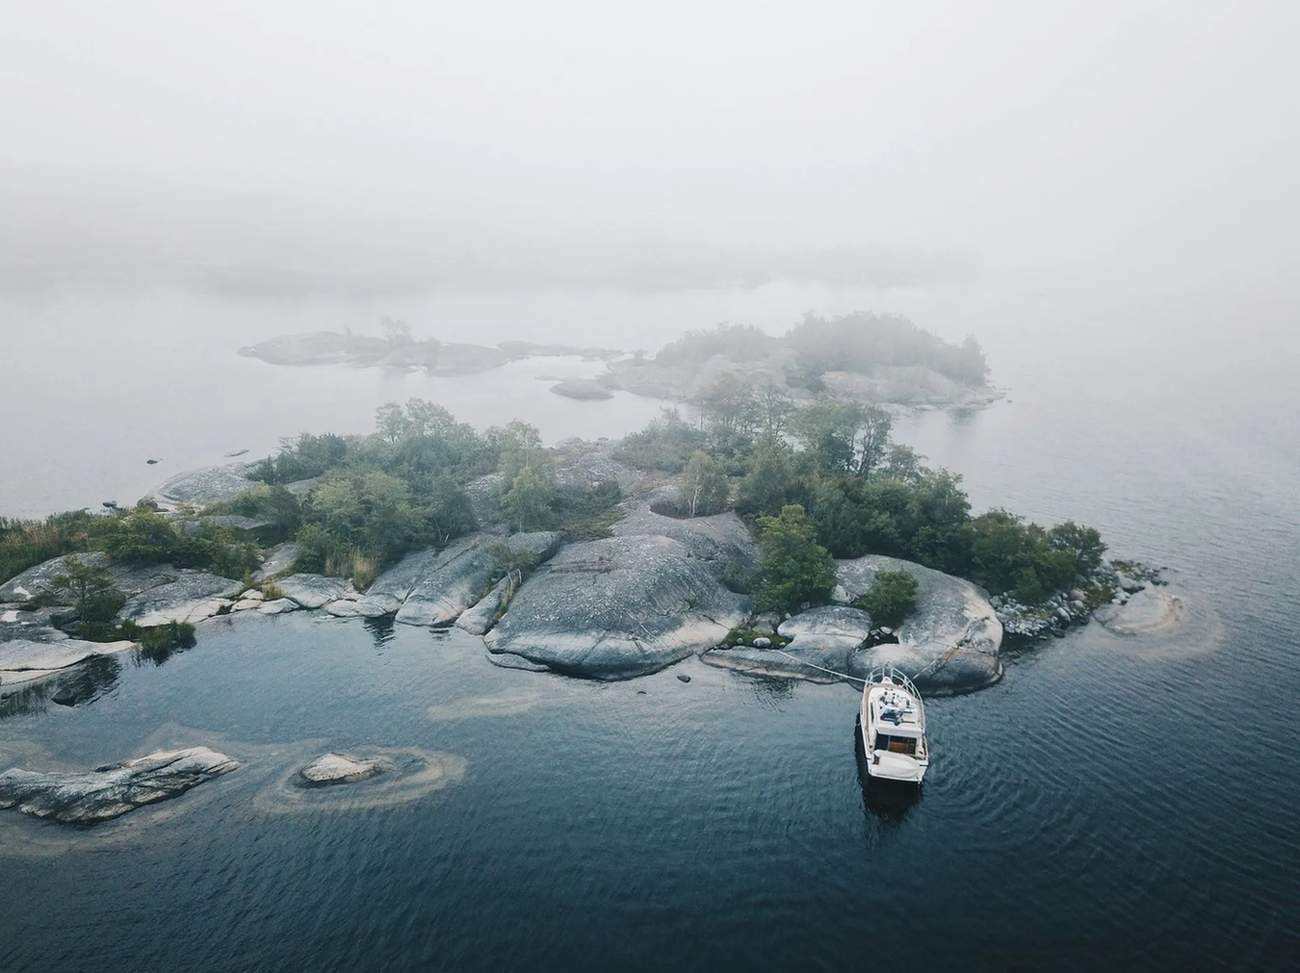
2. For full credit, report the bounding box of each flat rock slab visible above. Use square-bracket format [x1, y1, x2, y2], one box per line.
[257, 598, 299, 616]
[154, 464, 258, 508]
[0, 638, 135, 688]
[116, 571, 242, 627]
[0, 747, 239, 823]
[485, 534, 748, 680]
[613, 504, 757, 582]
[297, 753, 386, 786]
[0, 553, 176, 604]
[276, 574, 359, 610]
[831, 554, 1003, 693]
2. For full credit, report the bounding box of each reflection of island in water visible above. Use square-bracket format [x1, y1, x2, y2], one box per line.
[1, 655, 122, 720]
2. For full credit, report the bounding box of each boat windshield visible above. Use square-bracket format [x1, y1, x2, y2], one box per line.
[873, 733, 917, 756]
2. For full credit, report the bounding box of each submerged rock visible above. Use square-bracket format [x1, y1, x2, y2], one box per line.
[0, 747, 239, 823]
[1094, 588, 1184, 636]
[297, 753, 385, 786]
[484, 534, 748, 679]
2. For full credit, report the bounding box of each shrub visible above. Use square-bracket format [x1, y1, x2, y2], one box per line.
[0, 511, 97, 586]
[679, 451, 729, 517]
[613, 409, 706, 472]
[854, 570, 918, 628]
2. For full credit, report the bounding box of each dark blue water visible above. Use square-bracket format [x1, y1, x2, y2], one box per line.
[2, 296, 1298, 970]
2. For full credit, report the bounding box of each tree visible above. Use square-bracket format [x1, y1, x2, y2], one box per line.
[1047, 521, 1106, 578]
[878, 444, 925, 483]
[753, 505, 836, 613]
[500, 464, 558, 532]
[754, 380, 795, 444]
[97, 509, 182, 563]
[856, 405, 893, 478]
[47, 557, 124, 623]
[854, 570, 918, 628]
[680, 451, 729, 517]
[735, 445, 810, 518]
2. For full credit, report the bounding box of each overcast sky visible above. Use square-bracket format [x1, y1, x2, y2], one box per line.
[2, 1, 1296, 300]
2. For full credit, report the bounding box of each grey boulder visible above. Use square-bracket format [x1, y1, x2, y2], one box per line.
[276, 574, 359, 610]
[832, 555, 1003, 693]
[705, 605, 874, 683]
[0, 747, 238, 823]
[395, 532, 561, 628]
[115, 570, 242, 627]
[484, 534, 749, 679]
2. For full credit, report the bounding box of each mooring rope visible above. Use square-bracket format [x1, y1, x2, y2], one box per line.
[770, 648, 868, 684]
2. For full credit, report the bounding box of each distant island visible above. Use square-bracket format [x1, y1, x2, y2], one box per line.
[2, 336, 1172, 711]
[238, 312, 1003, 411]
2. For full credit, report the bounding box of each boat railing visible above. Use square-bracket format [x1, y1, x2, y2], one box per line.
[864, 665, 926, 726]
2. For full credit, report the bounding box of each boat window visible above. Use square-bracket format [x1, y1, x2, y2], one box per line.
[873, 734, 917, 756]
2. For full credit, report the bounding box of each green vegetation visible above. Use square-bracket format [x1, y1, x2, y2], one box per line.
[854, 570, 918, 628]
[753, 505, 837, 614]
[0, 511, 97, 588]
[613, 409, 705, 472]
[679, 451, 729, 517]
[786, 312, 988, 387]
[722, 626, 791, 649]
[47, 557, 125, 623]
[94, 508, 260, 579]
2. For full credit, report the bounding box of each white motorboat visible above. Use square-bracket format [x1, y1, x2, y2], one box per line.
[859, 666, 929, 784]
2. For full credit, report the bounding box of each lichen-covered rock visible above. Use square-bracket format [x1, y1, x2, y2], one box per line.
[0, 747, 238, 823]
[297, 752, 386, 786]
[154, 464, 259, 508]
[276, 574, 359, 610]
[395, 532, 562, 627]
[832, 555, 1003, 693]
[485, 535, 749, 679]
[613, 503, 757, 585]
[115, 571, 242, 627]
[0, 553, 175, 604]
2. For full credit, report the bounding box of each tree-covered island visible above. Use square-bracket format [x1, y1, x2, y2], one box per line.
[1, 317, 1168, 698]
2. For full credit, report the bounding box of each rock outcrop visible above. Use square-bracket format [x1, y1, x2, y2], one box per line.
[0, 747, 238, 823]
[297, 752, 385, 786]
[484, 534, 749, 679]
[275, 574, 359, 610]
[454, 576, 512, 636]
[832, 555, 1003, 692]
[704, 605, 876, 683]
[394, 532, 562, 627]
[115, 571, 243, 627]
[550, 378, 613, 400]
[613, 503, 757, 585]
[0, 637, 135, 688]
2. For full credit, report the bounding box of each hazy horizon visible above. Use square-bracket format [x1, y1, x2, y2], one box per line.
[3, 2, 1296, 315]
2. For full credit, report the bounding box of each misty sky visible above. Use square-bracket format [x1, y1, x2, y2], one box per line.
[2, 1, 1297, 301]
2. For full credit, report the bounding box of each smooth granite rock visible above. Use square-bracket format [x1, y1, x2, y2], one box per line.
[612, 504, 757, 584]
[115, 571, 243, 627]
[354, 548, 437, 616]
[276, 574, 359, 610]
[0, 638, 136, 689]
[252, 542, 302, 582]
[257, 598, 299, 616]
[705, 606, 875, 683]
[0, 747, 239, 823]
[154, 464, 259, 508]
[454, 576, 512, 635]
[395, 532, 562, 627]
[484, 534, 749, 679]
[0, 553, 176, 604]
[831, 555, 1003, 693]
[297, 753, 385, 786]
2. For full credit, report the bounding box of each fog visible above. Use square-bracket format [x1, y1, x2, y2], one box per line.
[3, 1, 1296, 311]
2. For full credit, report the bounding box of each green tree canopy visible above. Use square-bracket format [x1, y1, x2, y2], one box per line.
[754, 504, 837, 614]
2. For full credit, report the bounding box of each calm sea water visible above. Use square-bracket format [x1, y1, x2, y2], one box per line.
[1, 286, 1297, 969]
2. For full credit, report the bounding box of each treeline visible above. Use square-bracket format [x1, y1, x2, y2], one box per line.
[614, 377, 1103, 606]
[242, 401, 622, 585]
[647, 313, 989, 389]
